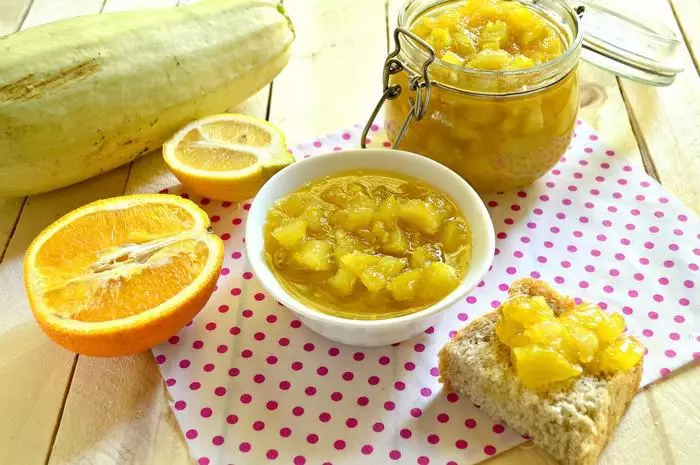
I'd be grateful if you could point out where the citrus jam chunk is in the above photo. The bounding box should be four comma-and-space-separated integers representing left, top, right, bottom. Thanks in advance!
411, 0, 565, 71
495, 296, 644, 389
263, 171, 472, 320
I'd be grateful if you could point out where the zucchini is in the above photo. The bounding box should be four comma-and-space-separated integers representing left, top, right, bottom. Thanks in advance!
0, 0, 294, 196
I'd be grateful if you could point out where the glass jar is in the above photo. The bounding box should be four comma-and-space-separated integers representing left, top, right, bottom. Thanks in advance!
363, 0, 684, 194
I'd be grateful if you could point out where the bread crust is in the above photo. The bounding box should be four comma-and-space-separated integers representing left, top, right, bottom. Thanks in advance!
438, 278, 643, 465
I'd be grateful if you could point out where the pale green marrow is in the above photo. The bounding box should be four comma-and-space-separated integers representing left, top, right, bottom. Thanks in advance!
0, 0, 295, 196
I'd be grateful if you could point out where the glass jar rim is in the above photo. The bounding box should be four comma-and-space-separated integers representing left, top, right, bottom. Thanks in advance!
396, 0, 584, 92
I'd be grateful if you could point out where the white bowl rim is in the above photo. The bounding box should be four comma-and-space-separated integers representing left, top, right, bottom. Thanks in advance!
245, 148, 496, 328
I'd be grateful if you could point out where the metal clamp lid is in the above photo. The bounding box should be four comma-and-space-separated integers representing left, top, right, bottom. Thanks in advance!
361, 28, 435, 149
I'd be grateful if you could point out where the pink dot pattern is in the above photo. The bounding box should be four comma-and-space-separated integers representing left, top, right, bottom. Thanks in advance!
154, 122, 699, 465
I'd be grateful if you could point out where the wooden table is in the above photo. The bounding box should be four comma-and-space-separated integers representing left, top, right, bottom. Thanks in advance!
1, 0, 698, 464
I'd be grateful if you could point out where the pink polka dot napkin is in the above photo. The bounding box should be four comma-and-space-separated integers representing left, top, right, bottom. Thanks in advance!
154, 120, 699, 465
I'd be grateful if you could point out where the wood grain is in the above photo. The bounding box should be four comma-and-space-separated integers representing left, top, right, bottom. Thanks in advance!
21, 0, 105, 29
0, 0, 31, 35
616, 0, 700, 213
268, 0, 388, 141
670, 0, 700, 72
47, 354, 192, 465
0, 198, 24, 260
0, 2, 113, 465
0, 165, 128, 465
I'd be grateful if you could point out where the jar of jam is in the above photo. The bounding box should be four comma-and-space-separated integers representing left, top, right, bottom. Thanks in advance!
363, 0, 683, 193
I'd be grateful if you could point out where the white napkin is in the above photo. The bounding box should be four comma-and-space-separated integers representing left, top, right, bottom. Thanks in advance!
153, 120, 699, 465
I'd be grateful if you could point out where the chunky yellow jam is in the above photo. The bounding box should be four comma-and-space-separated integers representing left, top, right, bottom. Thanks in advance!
386, 0, 578, 193
264, 171, 471, 320
496, 296, 644, 389
412, 0, 565, 70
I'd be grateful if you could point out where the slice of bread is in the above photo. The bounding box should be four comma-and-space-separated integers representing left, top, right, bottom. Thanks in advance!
438, 278, 643, 465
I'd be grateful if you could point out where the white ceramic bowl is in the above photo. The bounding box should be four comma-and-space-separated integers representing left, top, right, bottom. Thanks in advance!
245, 149, 495, 347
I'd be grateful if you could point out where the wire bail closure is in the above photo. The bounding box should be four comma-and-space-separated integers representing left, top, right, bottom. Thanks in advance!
361, 28, 436, 149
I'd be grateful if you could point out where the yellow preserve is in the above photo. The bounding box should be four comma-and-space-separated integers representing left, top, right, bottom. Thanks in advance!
495, 296, 645, 389
412, 0, 565, 70
386, 0, 579, 192
264, 171, 471, 320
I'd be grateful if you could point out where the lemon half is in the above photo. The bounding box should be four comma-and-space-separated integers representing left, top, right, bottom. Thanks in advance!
163, 114, 294, 201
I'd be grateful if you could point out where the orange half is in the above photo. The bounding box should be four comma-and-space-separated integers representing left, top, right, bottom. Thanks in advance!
23, 194, 224, 356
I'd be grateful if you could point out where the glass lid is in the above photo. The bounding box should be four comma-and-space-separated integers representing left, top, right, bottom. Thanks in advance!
577, 0, 684, 86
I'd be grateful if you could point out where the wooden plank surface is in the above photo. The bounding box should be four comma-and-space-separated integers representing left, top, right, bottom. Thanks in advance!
0, 2, 114, 464
0, 0, 699, 464
616, 0, 700, 213
268, 0, 388, 140
0, 0, 31, 35
670, 0, 699, 71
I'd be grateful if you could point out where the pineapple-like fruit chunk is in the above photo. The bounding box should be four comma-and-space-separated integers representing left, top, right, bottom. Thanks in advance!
277, 193, 310, 217
501, 295, 555, 327
340, 252, 381, 276
495, 316, 526, 347
294, 240, 333, 271
460, 0, 490, 17
466, 49, 513, 70
441, 50, 465, 66
420, 262, 460, 300
382, 228, 409, 256
359, 256, 408, 293
412, 16, 438, 38
596, 312, 626, 343
339, 207, 374, 232
521, 106, 544, 134
520, 22, 548, 46
333, 230, 372, 262
428, 27, 453, 54
479, 20, 509, 51
560, 304, 623, 343
371, 221, 390, 244
271, 219, 307, 249
302, 202, 329, 233
434, 6, 462, 29
522, 320, 566, 348
452, 30, 478, 58
327, 267, 358, 297
505, 5, 538, 34
398, 199, 442, 235
564, 325, 599, 364
597, 337, 644, 373
513, 346, 583, 389
505, 55, 536, 70
410, 244, 444, 268
387, 269, 423, 301
334, 245, 353, 263
496, 295, 556, 345
425, 192, 454, 218
375, 196, 400, 225
266, 208, 288, 228
439, 218, 469, 253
